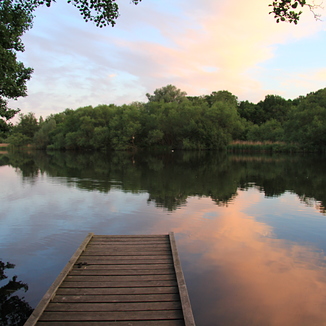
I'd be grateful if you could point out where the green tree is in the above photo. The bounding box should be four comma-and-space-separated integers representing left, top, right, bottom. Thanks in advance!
109, 104, 141, 150
239, 95, 291, 126
201, 101, 243, 149
257, 95, 291, 123
238, 100, 263, 125
91, 126, 110, 150
0, 0, 33, 133
6, 132, 30, 146
247, 119, 284, 142
146, 129, 164, 146
14, 112, 39, 139
284, 88, 326, 150
143, 100, 190, 148
146, 85, 187, 104
205, 90, 238, 108
33, 117, 56, 149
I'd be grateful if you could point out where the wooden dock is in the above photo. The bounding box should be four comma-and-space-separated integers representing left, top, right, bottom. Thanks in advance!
24, 233, 195, 326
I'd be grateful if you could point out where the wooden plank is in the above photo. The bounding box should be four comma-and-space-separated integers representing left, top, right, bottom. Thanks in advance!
87, 243, 169, 247
89, 240, 168, 243
88, 242, 170, 246
86, 246, 171, 252
39, 310, 184, 321
72, 263, 174, 270
87, 244, 170, 248
83, 249, 172, 255
46, 301, 181, 311
90, 238, 168, 242
90, 240, 169, 247
90, 240, 169, 244
56, 286, 179, 295
36, 321, 185, 326
65, 274, 176, 282
79, 255, 171, 260
60, 280, 178, 288
75, 259, 172, 265
24, 232, 94, 326
90, 239, 169, 243
169, 232, 196, 326
93, 235, 169, 238
92, 236, 168, 240
69, 268, 175, 275
52, 293, 180, 303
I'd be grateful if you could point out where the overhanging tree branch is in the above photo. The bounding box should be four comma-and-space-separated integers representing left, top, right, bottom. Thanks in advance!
17, 0, 142, 27
0, 0, 142, 134
269, 0, 323, 24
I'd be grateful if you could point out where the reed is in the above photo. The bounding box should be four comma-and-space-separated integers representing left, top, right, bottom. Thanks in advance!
227, 141, 300, 153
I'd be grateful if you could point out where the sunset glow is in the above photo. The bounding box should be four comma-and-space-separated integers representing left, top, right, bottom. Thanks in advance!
8, 0, 326, 119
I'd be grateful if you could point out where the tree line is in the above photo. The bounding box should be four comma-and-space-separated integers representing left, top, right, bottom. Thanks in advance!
1, 0, 320, 135
2, 85, 326, 152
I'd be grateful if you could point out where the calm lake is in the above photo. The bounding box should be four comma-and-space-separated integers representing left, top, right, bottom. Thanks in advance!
1, 150, 326, 326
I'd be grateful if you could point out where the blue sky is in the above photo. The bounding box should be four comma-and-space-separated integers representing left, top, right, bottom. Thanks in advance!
9, 0, 326, 120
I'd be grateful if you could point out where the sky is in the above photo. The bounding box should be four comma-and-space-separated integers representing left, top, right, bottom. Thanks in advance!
9, 0, 326, 120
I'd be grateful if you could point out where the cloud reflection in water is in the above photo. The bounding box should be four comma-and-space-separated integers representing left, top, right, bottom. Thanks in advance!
169, 191, 326, 326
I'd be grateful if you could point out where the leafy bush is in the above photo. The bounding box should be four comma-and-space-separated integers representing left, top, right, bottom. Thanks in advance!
7, 133, 30, 147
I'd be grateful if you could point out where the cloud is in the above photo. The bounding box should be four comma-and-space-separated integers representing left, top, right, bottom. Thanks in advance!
8, 0, 326, 119
277, 67, 326, 98
109, 0, 326, 100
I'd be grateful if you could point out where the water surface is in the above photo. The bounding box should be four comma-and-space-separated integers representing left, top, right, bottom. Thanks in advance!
0, 151, 325, 326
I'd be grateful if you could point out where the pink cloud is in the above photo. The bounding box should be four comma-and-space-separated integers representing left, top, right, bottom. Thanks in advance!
8, 0, 326, 118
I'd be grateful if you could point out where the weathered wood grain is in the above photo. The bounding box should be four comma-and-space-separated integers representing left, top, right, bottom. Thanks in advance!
61, 280, 178, 288
47, 301, 181, 311
69, 268, 175, 275
39, 310, 183, 321
37, 321, 185, 326
89, 238, 169, 241
24, 233, 195, 326
90, 240, 169, 244
87, 243, 171, 248
52, 293, 180, 303
73, 263, 174, 270
93, 234, 168, 238
83, 249, 172, 255
65, 274, 176, 282
79, 254, 171, 260
56, 286, 179, 295
77, 258, 170, 265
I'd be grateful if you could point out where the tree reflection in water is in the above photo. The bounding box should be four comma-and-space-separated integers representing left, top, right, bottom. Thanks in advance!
0, 260, 33, 326
2, 150, 324, 214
